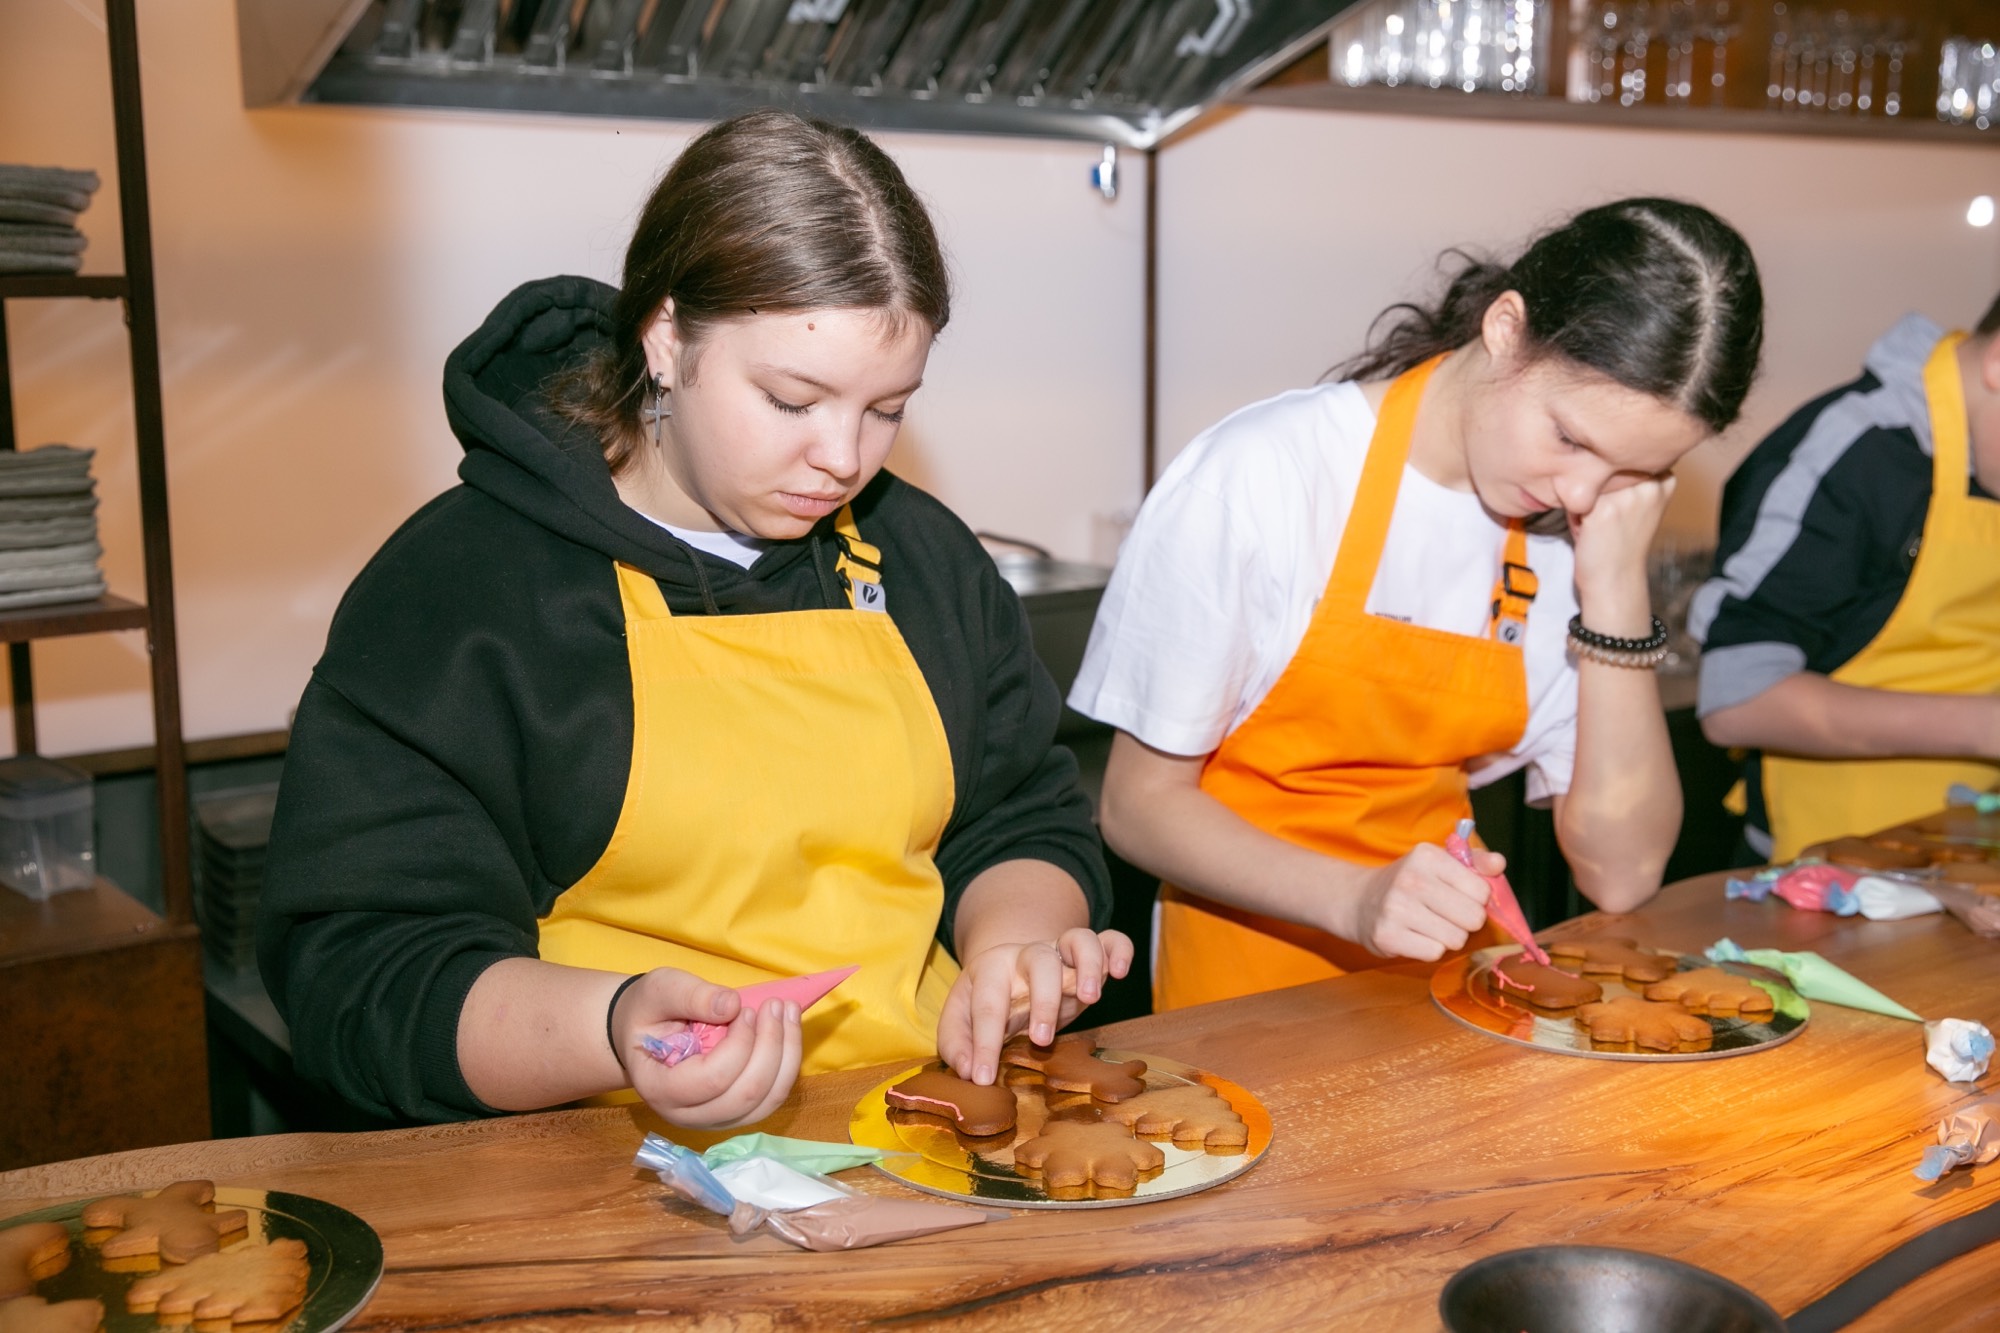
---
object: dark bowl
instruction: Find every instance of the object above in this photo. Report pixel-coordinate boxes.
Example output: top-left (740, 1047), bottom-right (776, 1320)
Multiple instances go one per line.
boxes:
top-left (1440, 1245), bottom-right (1786, 1333)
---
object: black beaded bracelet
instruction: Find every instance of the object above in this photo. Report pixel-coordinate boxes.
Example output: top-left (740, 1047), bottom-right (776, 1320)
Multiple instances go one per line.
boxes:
top-left (606, 973), bottom-right (645, 1066)
top-left (1567, 614), bottom-right (1669, 653)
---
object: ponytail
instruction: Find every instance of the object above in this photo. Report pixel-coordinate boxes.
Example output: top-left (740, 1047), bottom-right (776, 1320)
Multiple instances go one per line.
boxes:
top-left (1328, 198), bottom-right (1764, 433)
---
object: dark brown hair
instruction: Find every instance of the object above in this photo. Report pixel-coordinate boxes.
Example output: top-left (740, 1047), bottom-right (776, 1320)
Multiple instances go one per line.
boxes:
top-left (1327, 197), bottom-right (1764, 434)
top-left (551, 109), bottom-right (951, 474)
top-left (1977, 291), bottom-right (2000, 337)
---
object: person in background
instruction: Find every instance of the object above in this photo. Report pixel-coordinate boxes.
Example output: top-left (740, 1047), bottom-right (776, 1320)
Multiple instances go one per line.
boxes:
top-left (1691, 295), bottom-right (2000, 863)
top-left (1071, 198), bottom-right (1764, 1011)
top-left (259, 111), bottom-right (1127, 1128)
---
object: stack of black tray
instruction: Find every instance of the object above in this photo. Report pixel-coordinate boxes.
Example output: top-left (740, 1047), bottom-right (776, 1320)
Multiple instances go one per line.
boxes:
top-left (192, 782), bottom-right (278, 973)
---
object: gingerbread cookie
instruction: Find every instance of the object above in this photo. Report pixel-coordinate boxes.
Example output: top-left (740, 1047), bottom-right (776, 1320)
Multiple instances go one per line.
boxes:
top-left (1013, 1121), bottom-right (1165, 1191)
top-left (1576, 996), bottom-right (1713, 1051)
top-left (125, 1238), bottom-right (309, 1326)
top-left (1000, 1034), bottom-right (1147, 1102)
top-left (1940, 862), bottom-right (2000, 892)
top-left (81, 1181), bottom-right (246, 1263)
top-left (1644, 967), bottom-right (1776, 1016)
top-left (1803, 837), bottom-right (1929, 871)
top-left (885, 1069), bottom-right (1017, 1137)
top-left (0, 1224), bottom-right (70, 1299)
top-left (1918, 842), bottom-right (1990, 865)
top-left (1012, 1087), bottom-right (1104, 1141)
top-left (0, 1295), bottom-right (103, 1333)
top-left (1907, 810), bottom-right (2000, 841)
top-left (1489, 955), bottom-right (1603, 1010)
top-left (1098, 1084), bottom-right (1249, 1148)
top-left (1545, 936), bottom-right (1676, 985)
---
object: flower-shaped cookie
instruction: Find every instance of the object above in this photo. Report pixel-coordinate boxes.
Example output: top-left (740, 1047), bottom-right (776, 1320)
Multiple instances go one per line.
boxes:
top-left (125, 1239), bottom-right (309, 1326)
top-left (1545, 936), bottom-right (1676, 985)
top-left (0, 1294), bottom-right (104, 1333)
top-left (1643, 967), bottom-right (1775, 1016)
top-left (1000, 1035), bottom-right (1147, 1102)
top-left (885, 1068), bottom-right (1017, 1137)
top-left (0, 1223), bottom-right (70, 1299)
top-left (1099, 1084), bottom-right (1248, 1148)
top-left (81, 1181), bottom-right (246, 1263)
top-left (1575, 996), bottom-right (1713, 1051)
top-left (1013, 1121), bottom-right (1165, 1191)
top-left (1803, 836), bottom-right (1930, 870)
top-left (1012, 1088), bottom-right (1104, 1141)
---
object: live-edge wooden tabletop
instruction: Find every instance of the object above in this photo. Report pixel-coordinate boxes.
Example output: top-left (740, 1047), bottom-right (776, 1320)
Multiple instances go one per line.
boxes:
top-left (5, 873), bottom-right (1997, 1331)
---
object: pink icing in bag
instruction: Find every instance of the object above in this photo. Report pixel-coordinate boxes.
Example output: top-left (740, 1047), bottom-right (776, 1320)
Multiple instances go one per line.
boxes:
top-left (640, 965), bottom-right (859, 1067)
top-left (1447, 818), bottom-right (1549, 966)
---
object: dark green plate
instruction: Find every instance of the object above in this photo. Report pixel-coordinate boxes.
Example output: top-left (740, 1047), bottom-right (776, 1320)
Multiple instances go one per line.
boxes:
top-left (2, 1186), bottom-right (381, 1330)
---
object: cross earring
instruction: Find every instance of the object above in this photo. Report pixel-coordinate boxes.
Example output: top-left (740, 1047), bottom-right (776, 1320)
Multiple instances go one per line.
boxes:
top-left (640, 373), bottom-right (671, 446)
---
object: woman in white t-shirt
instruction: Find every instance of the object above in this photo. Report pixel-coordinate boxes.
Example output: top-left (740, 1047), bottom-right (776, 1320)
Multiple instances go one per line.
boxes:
top-left (1071, 198), bottom-right (1765, 1011)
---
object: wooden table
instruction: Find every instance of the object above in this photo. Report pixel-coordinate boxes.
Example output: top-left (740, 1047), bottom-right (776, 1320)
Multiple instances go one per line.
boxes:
top-left (5, 874), bottom-right (1998, 1330)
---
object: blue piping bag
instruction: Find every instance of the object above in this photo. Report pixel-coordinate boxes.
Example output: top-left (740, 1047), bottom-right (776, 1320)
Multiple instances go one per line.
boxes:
top-left (635, 1133), bottom-right (737, 1215)
top-left (1946, 783), bottom-right (2000, 814)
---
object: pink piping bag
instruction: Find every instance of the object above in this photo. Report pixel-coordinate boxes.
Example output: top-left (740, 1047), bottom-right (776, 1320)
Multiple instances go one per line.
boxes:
top-left (640, 965), bottom-right (859, 1067)
top-left (1445, 817), bottom-right (1549, 965)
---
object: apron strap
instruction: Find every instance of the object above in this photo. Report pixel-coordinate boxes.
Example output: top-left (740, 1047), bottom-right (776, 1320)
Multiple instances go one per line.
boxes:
top-left (833, 504), bottom-right (883, 611)
top-left (615, 562), bottom-right (674, 621)
top-left (1487, 520), bottom-right (1536, 646)
top-left (616, 508), bottom-right (888, 618)
top-left (1326, 354), bottom-right (1445, 611)
top-left (1925, 332), bottom-right (1971, 490)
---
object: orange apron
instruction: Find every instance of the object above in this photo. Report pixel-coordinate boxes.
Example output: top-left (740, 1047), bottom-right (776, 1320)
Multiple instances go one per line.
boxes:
top-left (1154, 357), bottom-right (1534, 1011)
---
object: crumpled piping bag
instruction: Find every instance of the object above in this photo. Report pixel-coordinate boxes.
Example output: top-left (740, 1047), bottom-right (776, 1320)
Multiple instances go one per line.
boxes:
top-left (634, 1134), bottom-right (736, 1215)
top-left (1947, 782), bottom-right (2000, 815)
top-left (1447, 818), bottom-right (1549, 965)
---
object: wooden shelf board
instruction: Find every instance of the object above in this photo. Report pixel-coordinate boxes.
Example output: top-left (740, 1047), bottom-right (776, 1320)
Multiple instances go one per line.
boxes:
top-left (0, 593), bottom-right (148, 643)
top-left (0, 274), bottom-right (127, 301)
top-left (1233, 83), bottom-right (2000, 148)
top-left (0, 876), bottom-right (194, 968)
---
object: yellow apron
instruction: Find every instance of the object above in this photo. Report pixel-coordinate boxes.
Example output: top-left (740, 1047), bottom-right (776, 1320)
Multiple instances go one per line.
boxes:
top-left (1764, 332), bottom-right (2000, 861)
top-left (537, 508), bottom-right (961, 1075)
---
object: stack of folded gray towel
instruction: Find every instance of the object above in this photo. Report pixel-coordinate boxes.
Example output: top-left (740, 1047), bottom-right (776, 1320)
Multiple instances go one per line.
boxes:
top-left (0, 165), bottom-right (100, 276)
top-left (0, 445), bottom-right (106, 608)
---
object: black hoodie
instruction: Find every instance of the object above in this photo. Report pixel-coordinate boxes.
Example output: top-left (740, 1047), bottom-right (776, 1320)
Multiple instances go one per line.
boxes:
top-left (257, 277), bottom-right (1111, 1123)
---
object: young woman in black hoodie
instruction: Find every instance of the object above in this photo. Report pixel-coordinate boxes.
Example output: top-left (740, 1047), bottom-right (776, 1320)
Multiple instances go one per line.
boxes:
top-left (259, 111), bottom-right (1125, 1128)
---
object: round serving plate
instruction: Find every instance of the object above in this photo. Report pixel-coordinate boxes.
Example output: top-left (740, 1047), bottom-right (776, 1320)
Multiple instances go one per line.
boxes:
top-left (850, 1049), bottom-right (1272, 1209)
top-left (1431, 944), bottom-right (1808, 1062)
top-left (2, 1186), bottom-right (382, 1331)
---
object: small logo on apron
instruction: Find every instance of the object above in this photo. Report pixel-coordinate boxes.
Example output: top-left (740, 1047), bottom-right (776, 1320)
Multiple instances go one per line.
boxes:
top-left (853, 579), bottom-right (887, 613)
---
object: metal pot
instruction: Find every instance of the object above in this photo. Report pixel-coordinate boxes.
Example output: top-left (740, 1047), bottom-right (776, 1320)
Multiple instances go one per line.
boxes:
top-left (1439, 1245), bottom-right (1785, 1333)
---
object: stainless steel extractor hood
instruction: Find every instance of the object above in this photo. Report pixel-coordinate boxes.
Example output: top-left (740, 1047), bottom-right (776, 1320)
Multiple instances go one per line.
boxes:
top-left (238, 1), bottom-right (1358, 149)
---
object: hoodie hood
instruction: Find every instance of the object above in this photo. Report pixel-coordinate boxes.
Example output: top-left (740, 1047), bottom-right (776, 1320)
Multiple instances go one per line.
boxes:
top-left (443, 275), bottom-right (841, 613)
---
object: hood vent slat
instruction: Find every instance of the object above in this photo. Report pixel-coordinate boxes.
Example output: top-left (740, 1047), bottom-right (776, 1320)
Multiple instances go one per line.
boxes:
top-left (245, 0), bottom-right (1358, 149)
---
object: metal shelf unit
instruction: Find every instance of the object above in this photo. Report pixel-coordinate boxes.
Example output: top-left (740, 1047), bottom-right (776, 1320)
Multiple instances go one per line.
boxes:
top-left (0, 0), bottom-right (207, 1171)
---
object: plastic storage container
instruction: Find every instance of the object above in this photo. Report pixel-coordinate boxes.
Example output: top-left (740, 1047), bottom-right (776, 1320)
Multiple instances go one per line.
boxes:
top-left (0, 754), bottom-right (95, 899)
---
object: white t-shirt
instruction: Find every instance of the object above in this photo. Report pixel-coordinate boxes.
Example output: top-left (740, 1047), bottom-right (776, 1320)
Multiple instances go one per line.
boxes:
top-left (1069, 381), bottom-right (1580, 804)
top-left (646, 516), bottom-right (770, 569)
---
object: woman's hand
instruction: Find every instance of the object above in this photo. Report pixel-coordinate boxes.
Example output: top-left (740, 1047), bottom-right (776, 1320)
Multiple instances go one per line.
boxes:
top-left (1569, 473), bottom-right (1675, 634)
top-left (936, 928), bottom-right (1135, 1084)
top-left (1345, 842), bottom-right (1497, 961)
top-left (611, 967), bottom-right (803, 1129)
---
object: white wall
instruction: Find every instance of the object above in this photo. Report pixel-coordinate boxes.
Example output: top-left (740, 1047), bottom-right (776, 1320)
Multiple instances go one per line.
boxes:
top-left (0, 0), bottom-right (1146, 754)
top-left (1157, 105), bottom-right (2000, 536)
top-left (4, 2), bottom-right (1997, 755)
